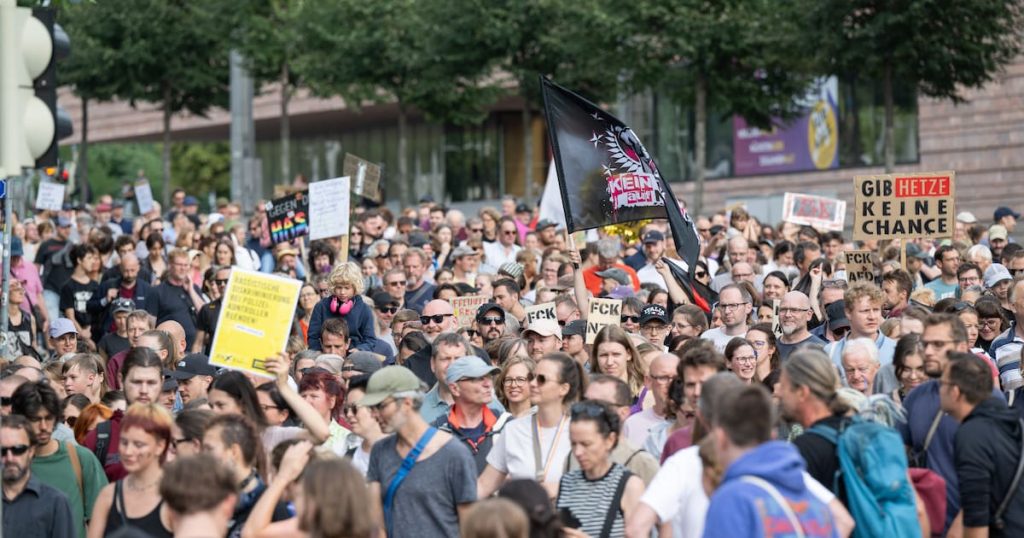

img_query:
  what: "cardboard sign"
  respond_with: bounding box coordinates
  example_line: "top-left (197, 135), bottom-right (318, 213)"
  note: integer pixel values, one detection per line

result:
top-left (770, 299), bottom-right (782, 338)
top-left (265, 190), bottom-right (309, 244)
top-left (35, 182), bottom-right (65, 211)
top-left (452, 295), bottom-right (488, 328)
top-left (844, 250), bottom-right (875, 283)
top-left (525, 302), bottom-right (557, 328)
top-left (782, 192), bottom-right (846, 231)
top-left (209, 269), bottom-right (302, 379)
top-left (308, 177), bottom-right (351, 241)
top-left (343, 153), bottom-right (382, 202)
top-left (586, 297), bottom-right (622, 344)
top-left (853, 171), bottom-right (955, 240)
top-left (135, 180), bottom-right (155, 215)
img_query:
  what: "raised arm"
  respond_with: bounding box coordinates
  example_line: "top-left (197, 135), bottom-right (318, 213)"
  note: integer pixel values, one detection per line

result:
top-left (265, 354), bottom-right (330, 444)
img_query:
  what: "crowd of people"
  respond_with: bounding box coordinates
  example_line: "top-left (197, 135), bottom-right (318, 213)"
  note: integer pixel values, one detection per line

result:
top-left (3, 187), bottom-right (1024, 538)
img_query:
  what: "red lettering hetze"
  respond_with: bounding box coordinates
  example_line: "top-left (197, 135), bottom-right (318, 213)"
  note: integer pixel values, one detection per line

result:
top-left (895, 176), bottom-right (950, 197)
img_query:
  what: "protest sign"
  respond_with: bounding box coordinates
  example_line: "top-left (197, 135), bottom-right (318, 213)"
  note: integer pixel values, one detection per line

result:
top-left (782, 192), bottom-right (846, 231)
top-left (452, 295), bottom-right (488, 328)
top-left (844, 250), bottom-right (875, 283)
top-left (343, 153), bottom-right (382, 202)
top-left (308, 177), bottom-right (350, 241)
top-left (135, 180), bottom-right (155, 215)
top-left (265, 190), bottom-right (309, 244)
top-left (209, 269), bottom-right (302, 378)
top-left (770, 299), bottom-right (782, 337)
top-left (35, 182), bottom-right (65, 211)
top-left (586, 298), bottom-right (622, 344)
top-left (854, 171), bottom-right (955, 240)
top-left (525, 302), bottom-right (557, 328)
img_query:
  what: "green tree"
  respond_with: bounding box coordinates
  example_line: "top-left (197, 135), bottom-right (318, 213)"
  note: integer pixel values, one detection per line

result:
top-left (625, 0), bottom-right (813, 215)
top-left (294, 0), bottom-right (505, 206)
top-left (798, 0), bottom-right (1023, 171)
top-left (171, 142), bottom-right (231, 203)
top-left (59, 0), bottom-right (230, 205)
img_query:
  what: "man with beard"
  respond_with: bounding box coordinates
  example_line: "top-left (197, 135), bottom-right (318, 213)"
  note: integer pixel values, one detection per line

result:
top-left (88, 252), bottom-right (150, 339)
top-left (492, 279), bottom-right (527, 325)
top-left (776, 291), bottom-right (827, 360)
top-left (402, 248), bottom-right (436, 313)
top-left (474, 303), bottom-right (506, 345)
top-left (1, 415), bottom-right (76, 538)
top-left (11, 383), bottom-right (107, 537)
top-left (145, 249), bottom-right (205, 349)
top-left (361, 366), bottom-right (478, 538)
top-left (881, 270), bottom-right (912, 318)
top-left (900, 314), bottom-right (1004, 534)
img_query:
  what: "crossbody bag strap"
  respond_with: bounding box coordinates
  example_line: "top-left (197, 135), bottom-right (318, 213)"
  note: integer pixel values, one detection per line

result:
top-left (598, 468), bottom-right (632, 538)
top-left (383, 427), bottom-right (438, 535)
top-left (114, 480), bottom-right (128, 527)
top-left (994, 419), bottom-right (1024, 529)
top-left (740, 476), bottom-right (806, 538)
top-left (922, 409), bottom-right (944, 452)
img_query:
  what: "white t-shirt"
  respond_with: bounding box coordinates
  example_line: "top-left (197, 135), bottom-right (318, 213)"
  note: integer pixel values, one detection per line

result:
top-left (622, 407), bottom-right (670, 448)
top-left (486, 412), bottom-right (571, 485)
top-left (641, 446), bottom-right (835, 538)
top-left (700, 327), bottom-right (745, 353)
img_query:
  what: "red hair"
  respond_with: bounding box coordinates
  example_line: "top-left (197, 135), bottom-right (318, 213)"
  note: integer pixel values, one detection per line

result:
top-left (298, 370), bottom-right (346, 423)
top-left (121, 403), bottom-right (174, 463)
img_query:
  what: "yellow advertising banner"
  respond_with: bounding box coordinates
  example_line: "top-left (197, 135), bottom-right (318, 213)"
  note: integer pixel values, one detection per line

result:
top-left (853, 171), bottom-right (955, 240)
top-left (209, 269), bottom-right (302, 379)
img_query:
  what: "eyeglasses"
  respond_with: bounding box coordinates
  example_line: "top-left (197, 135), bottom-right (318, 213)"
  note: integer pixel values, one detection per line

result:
top-left (0, 445), bottom-right (29, 457)
top-left (621, 315), bottom-right (640, 324)
top-left (470, 228), bottom-right (483, 233)
top-left (420, 314), bottom-right (453, 325)
top-left (502, 230), bottom-right (517, 235)
top-left (649, 374), bottom-right (675, 384)
top-left (378, 306), bottom-right (398, 314)
top-left (733, 355), bottom-right (757, 364)
top-left (371, 398), bottom-right (395, 412)
top-left (534, 373), bottom-right (557, 385)
top-left (979, 319), bottom-right (1003, 328)
top-left (387, 280), bottom-right (407, 287)
top-left (843, 366), bottom-right (874, 376)
top-left (779, 307), bottom-right (810, 315)
top-left (479, 316), bottom-right (504, 326)
top-left (343, 403), bottom-right (360, 416)
top-left (718, 302), bottom-right (748, 311)
top-left (503, 375), bottom-right (533, 386)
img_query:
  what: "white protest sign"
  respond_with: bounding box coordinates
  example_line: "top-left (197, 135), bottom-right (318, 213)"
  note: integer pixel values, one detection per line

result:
top-left (853, 171), bottom-right (955, 240)
top-left (135, 180), bottom-right (155, 215)
top-left (525, 302), bottom-right (557, 328)
top-left (586, 298), bottom-right (622, 344)
top-left (308, 176), bottom-right (351, 240)
top-left (782, 192), bottom-right (846, 231)
top-left (844, 250), bottom-right (875, 283)
top-left (35, 182), bottom-right (65, 211)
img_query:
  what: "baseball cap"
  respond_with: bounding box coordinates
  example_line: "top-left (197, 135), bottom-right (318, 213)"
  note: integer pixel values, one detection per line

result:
top-left (166, 353), bottom-right (218, 380)
top-left (994, 207), bottom-right (1021, 222)
top-left (184, 196), bottom-right (199, 207)
top-left (596, 268), bottom-right (630, 286)
top-left (562, 319), bottom-right (587, 338)
top-left (371, 291), bottom-right (399, 308)
top-left (640, 304), bottom-right (668, 325)
top-left (408, 232), bottom-right (429, 248)
top-left (56, 216), bottom-right (72, 227)
top-left (445, 356), bottom-right (500, 385)
top-left (826, 301), bottom-right (850, 330)
top-left (451, 245), bottom-right (476, 259)
top-left (535, 219), bottom-right (557, 231)
top-left (905, 242), bottom-right (929, 260)
top-left (500, 262), bottom-right (525, 281)
top-left (9, 237), bottom-right (23, 257)
top-left (515, 203), bottom-right (530, 214)
top-left (345, 352), bottom-right (383, 376)
top-left (956, 211), bottom-right (977, 224)
top-left (111, 298), bottom-right (136, 314)
top-left (524, 318), bottom-right (562, 340)
top-left (607, 285), bottom-right (635, 300)
top-left (989, 225), bottom-right (1009, 242)
top-left (476, 303), bottom-right (505, 322)
top-left (49, 318), bottom-right (78, 338)
top-left (984, 263), bottom-right (1013, 288)
top-left (418, 194), bottom-right (435, 204)
top-left (358, 366), bottom-right (423, 407)
top-left (642, 230), bottom-right (665, 244)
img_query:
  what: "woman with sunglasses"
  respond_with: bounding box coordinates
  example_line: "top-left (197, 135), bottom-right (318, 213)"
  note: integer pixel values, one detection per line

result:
top-left (307, 262), bottom-right (376, 353)
top-left (88, 403), bottom-right (175, 538)
top-left (341, 374), bottom-right (385, 475)
top-left (496, 355), bottom-right (537, 418)
top-left (478, 352), bottom-right (586, 499)
top-left (193, 265), bottom-right (231, 354)
top-left (556, 399), bottom-right (644, 538)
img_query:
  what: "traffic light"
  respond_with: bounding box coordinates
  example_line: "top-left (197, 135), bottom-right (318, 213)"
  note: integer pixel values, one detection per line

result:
top-left (0, 1), bottom-right (71, 177)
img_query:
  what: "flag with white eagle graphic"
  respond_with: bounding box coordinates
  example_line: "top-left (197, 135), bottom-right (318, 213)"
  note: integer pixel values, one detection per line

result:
top-left (541, 77), bottom-right (708, 310)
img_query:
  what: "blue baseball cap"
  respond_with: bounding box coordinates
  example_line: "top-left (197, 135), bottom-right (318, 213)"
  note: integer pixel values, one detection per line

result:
top-left (445, 356), bottom-right (499, 385)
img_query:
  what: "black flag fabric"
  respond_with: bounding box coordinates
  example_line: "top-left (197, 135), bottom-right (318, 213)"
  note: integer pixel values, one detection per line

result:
top-left (540, 77), bottom-right (711, 311)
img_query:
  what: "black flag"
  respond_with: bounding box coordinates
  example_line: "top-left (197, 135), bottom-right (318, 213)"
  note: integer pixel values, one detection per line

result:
top-left (541, 77), bottom-right (712, 311)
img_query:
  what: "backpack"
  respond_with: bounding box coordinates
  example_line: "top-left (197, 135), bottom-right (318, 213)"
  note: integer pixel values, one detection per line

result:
top-left (41, 243), bottom-right (74, 290)
top-left (810, 412), bottom-right (921, 538)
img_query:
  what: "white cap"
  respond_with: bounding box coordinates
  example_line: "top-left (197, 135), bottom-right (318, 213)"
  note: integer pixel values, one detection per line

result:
top-left (956, 211), bottom-right (977, 224)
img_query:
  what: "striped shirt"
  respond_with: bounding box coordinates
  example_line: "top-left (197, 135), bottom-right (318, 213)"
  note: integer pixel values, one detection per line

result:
top-left (556, 463), bottom-right (631, 538)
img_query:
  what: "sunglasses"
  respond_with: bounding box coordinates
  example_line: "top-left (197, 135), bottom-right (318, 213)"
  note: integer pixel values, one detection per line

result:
top-left (378, 306), bottom-right (398, 314)
top-left (420, 314), bottom-right (453, 325)
top-left (570, 401), bottom-right (616, 427)
top-left (0, 445), bottom-right (29, 457)
top-left (0, 397), bottom-right (10, 407)
top-left (388, 280), bottom-right (407, 287)
top-left (470, 228), bottom-right (484, 233)
top-left (621, 315), bottom-right (640, 324)
top-left (213, 279), bottom-right (229, 286)
top-left (465, 329), bottom-right (480, 338)
top-left (535, 373), bottom-right (561, 385)
top-left (478, 316), bottom-right (504, 326)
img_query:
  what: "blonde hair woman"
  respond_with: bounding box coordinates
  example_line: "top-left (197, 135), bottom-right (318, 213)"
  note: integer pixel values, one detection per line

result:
top-left (307, 262), bottom-right (376, 352)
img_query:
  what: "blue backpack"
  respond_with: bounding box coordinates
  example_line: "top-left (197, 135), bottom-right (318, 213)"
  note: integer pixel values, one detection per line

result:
top-left (810, 416), bottom-right (921, 538)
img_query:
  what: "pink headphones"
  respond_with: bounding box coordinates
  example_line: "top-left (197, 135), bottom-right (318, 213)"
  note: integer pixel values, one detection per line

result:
top-left (330, 297), bottom-right (354, 316)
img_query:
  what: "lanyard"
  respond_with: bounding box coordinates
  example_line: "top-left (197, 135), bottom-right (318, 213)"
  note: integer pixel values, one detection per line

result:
top-left (531, 414), bottom-right (568, 482)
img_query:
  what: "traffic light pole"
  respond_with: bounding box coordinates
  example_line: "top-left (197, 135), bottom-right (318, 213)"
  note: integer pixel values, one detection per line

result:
top-left (0, 174), bottom-right (12, 354)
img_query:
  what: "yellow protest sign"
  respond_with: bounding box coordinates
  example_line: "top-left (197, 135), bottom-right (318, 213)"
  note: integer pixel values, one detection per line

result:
top-left (853, 171), bottom-right (955, 240)
top-left (844, 250), bottom-right (875, 283)
top-left (452, 295), bottom-right (488, 328)
top-left (209, 269), bottom-right (302, 379)
top-left (586, 298), bottom-right (622, 344)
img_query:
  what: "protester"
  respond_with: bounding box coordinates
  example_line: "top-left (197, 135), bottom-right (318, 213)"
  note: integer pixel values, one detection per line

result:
top-left (159, 453), bottom-right (239, 538)
top-left (433, 356), bottom-right (512, 473)
top-left (1, 414), bottom-right (77, 538)
top-left (496, 355), bottom-right (536, 418)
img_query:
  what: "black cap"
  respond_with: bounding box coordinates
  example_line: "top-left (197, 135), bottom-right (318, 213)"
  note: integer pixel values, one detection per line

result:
top-left (642, 230), bottom-right (665, 244)
top-left (640, 304), bottom-right (668, 324)
top-left (535, 219), bottom-right (557, 231)
top-left (419, 194), bottom-right (435, 204)
top-left (475, 302), bottom-right (505, 322)
top-left (408, 232), bottom-right (429, 248)
top-left (165, 353), bottom-right (218, 380)
top-left (372, 291), bottom-right (399, 307)
top-left (826, 301), bottom-right (850, 330)
top-left (562, 319), bottom-right (587, 338)
top-left (515, 203), bottom-right (530, 214)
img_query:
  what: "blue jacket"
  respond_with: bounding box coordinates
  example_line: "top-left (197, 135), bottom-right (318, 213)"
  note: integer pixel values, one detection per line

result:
top-left (307, 294), bottom-right (376, 352)
top-left (703, 441), bottom-right (837, 538)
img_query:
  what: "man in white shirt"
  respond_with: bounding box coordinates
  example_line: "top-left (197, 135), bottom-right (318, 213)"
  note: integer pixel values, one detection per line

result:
top-left (483, 217), bottom-right (521, 270)
top-left (700, 284), bottom-right (751, 352)
top-left (622, 353), bottom-right (678, 446)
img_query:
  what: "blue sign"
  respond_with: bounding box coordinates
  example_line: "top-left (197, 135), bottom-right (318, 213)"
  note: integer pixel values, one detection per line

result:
top-left (0, 180), bottom-right (6, 199)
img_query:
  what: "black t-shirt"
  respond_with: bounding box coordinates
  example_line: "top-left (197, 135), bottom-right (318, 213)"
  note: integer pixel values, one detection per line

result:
top-left (196, 299), bottom-right (222, 355)
top-left (145, 281), bottom-right (200, 349)
top-left (793, 415), bottom-right (844, 497)
top-left (34, 238), bottom-right (67, 265)
top-left (98, 332), bottom-right (130, 359)
top-left (60, 278), bottom-right (98, 331)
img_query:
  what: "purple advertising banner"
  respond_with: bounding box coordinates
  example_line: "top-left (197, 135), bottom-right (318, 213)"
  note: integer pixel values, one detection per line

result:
top-left (733, 77), bottom-right (839, 176)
